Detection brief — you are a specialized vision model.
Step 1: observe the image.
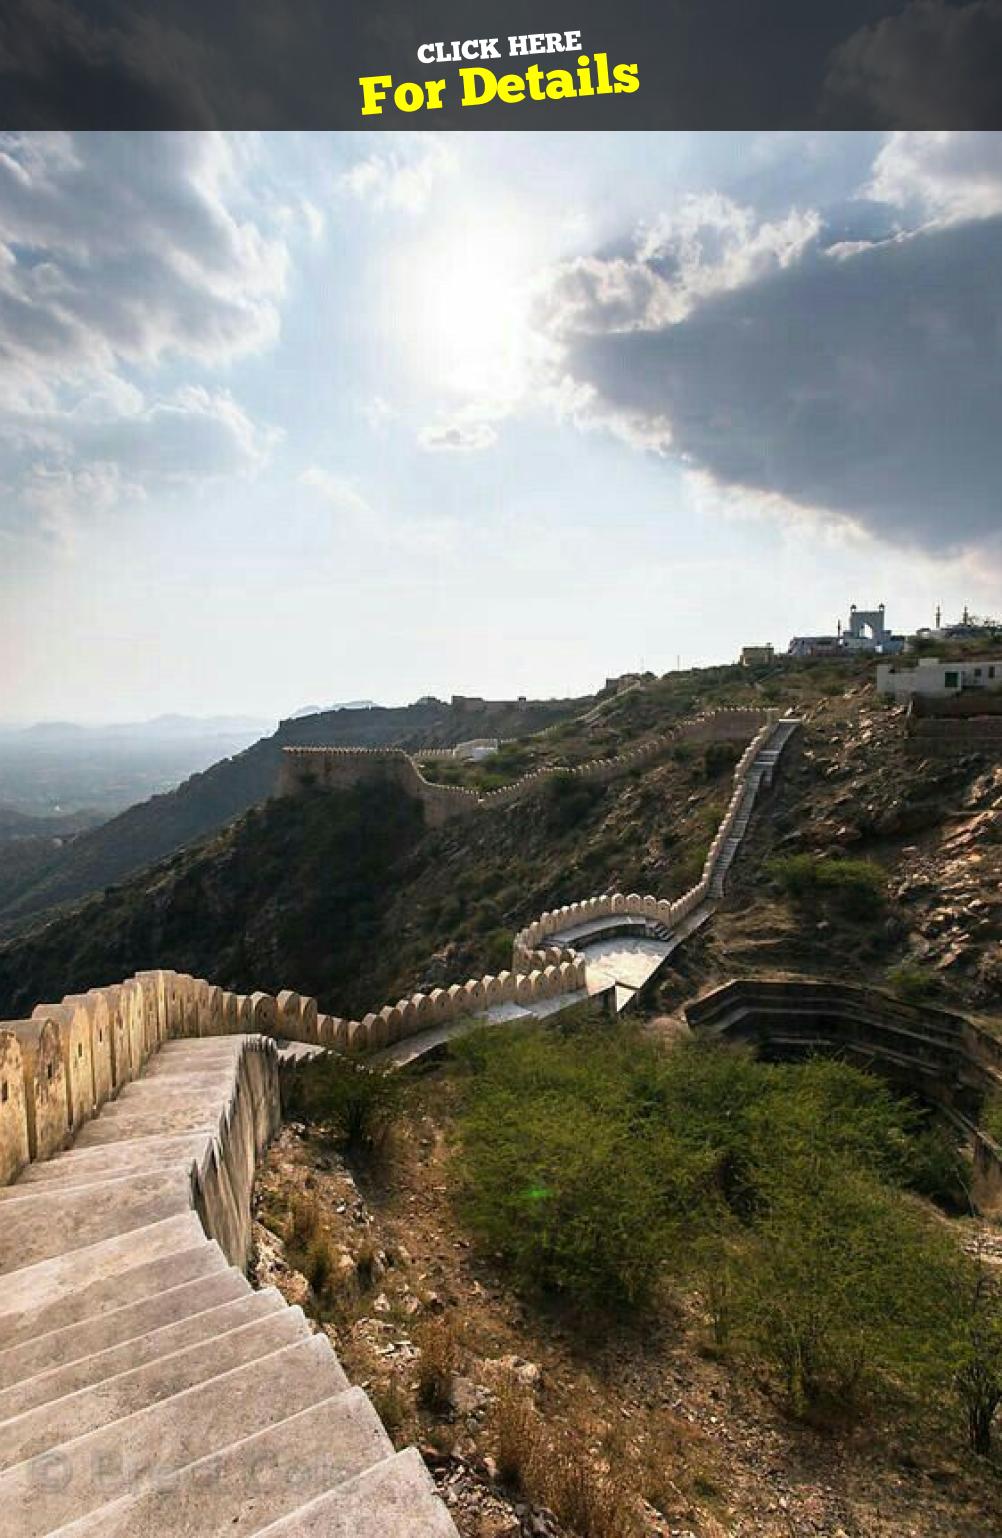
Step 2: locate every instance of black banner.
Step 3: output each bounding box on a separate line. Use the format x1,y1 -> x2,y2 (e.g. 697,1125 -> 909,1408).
1,0 -> 1000,129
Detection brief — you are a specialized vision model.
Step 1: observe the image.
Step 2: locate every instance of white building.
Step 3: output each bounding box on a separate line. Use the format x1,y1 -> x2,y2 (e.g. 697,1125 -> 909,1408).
876,656 -> 1002,701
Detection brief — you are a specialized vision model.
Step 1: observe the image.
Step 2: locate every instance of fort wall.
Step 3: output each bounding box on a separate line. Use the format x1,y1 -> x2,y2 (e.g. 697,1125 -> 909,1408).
906,713 -> 1002,755
0,711 -> 788,1187
276,708 -> 779,824
0,949 -> 590,1185
512,715 -> 793,969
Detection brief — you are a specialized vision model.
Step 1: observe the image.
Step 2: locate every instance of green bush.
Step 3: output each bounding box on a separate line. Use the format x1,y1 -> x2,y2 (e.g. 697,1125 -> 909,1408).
482,926 -> 516,973
886,963 -> 937,1002
766,853 -> 886,917
284,1053 -> 403,1151
452,1020 -> 979,1437
703,741 -> 740,779
731,1161 -> 962,1415
543,773 -> 605,835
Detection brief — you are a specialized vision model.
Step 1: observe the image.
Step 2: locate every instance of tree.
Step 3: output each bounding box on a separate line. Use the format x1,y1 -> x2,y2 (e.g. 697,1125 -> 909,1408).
952,1237 -> 1002,1456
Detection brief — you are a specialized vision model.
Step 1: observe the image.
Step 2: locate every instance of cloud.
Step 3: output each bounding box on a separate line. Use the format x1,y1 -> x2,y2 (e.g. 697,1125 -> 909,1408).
299,463 -> 461,555
19,460 -> 145,545
1,387 -> 277,544
541,176 -> 1002,559
826,1 -> 1002,128
865,130 -> 1002,221
538,195 -> 820,337
298,465 -> 373,524
0,132 -> 287,540
0,132 -> 287,389
418,419 -> 498,453
338,139 -> 455,215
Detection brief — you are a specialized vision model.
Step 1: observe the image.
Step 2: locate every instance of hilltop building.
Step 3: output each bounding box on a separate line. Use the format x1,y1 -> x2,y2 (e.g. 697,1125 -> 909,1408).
913,605 -> 1002,645
877,655 -> 1002,700
740,645 -> 775,666
788,602 -> 906,659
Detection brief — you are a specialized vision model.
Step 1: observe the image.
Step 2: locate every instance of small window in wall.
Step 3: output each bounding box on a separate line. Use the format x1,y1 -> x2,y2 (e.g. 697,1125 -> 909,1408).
46,1062 -> 53,1081
77,1042 -> 84,1059
975,667 -> 982,678
98,1029 -> 104,1042
945,670 -> 959,689
1,1080 -> 7,1104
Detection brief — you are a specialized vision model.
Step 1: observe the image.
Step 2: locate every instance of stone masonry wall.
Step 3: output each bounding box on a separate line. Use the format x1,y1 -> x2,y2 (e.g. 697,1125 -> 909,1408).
276,708 -> 778,824
512,716 -> 792,970
0,953 -> 589,1187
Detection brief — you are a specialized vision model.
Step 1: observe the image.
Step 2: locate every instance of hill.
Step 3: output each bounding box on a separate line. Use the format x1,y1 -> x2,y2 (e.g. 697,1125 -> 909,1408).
0,655 -> 878,1016
0,695 -> 585,939
4,651 -> 1002,1033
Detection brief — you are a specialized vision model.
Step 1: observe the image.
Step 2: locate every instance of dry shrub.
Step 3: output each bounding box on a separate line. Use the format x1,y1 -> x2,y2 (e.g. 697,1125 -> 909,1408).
415,1317 -> 459,1412
303,1232 -> 337,1298
354,1238 -> 379,1291
369,1377 -> 410,1444
491,1377 -> 546,1489
543,1433 -> 639,1538
489,1380 -> 639,1538
287,1192 -> 320,1248
622,1408 -> 722,1521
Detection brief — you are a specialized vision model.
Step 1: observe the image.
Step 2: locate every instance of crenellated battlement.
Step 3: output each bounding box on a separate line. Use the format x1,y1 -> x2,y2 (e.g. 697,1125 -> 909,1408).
276,707 -> 781,823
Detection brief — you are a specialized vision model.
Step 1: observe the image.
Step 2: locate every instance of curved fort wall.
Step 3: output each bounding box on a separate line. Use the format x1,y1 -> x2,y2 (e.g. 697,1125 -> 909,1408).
511,714 -> 795,970
276,707 -> 779,824
0,949 -> 588,1188
0,709 -> 790,1189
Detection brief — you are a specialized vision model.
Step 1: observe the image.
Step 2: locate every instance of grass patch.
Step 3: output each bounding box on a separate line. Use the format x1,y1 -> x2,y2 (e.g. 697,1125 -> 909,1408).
886,962 -> 938,1002
766,852 -> 887,917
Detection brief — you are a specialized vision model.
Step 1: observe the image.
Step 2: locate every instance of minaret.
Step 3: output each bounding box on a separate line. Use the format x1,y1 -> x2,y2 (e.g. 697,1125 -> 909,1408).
935,604 -> 941,630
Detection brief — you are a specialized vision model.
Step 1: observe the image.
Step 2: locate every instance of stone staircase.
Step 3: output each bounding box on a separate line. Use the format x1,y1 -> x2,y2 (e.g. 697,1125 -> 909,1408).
709,717 -> 801,897
0,1034 -> 458,1538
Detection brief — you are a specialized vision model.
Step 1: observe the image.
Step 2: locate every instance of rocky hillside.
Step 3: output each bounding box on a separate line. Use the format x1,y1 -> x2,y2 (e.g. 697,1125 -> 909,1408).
685,687 -> 1002,1023
0,725 -> 740,1021
6,652 -> 1002,1034
0,694 -> 583,939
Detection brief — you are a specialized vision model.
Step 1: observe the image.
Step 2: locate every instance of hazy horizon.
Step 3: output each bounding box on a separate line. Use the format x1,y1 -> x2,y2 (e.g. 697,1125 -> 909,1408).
3,129 -> 1000,721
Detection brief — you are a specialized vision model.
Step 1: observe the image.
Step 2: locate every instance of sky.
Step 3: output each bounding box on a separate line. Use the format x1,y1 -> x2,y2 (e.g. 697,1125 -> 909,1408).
1,128 -> 1001,723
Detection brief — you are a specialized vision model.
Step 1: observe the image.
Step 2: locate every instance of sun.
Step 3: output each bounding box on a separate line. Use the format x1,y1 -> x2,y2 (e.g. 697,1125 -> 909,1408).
391,201 -> 545,405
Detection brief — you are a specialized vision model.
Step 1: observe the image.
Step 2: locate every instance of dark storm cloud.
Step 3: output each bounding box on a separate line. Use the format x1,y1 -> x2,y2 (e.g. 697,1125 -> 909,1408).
0,0 -> 999,128
826,0 -> 1002,128
554,213 -> 1002,555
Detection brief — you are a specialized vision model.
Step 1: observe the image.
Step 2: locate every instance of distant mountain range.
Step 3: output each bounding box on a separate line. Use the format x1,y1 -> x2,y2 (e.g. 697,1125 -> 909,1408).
0,695 -> 583,937
2,714 -> 275,741
288,702 -> 377,719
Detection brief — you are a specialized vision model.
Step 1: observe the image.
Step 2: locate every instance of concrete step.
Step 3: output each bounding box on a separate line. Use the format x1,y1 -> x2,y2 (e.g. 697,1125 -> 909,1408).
45,1390 -> 395,1538
14,1133 -> 212,1188
0,1212 -> 209,1331
0,1284 -> 283,1420
0,1171 -> 194,1272
0,1333 -> 349,1538
74,1107 -> 221,1144
0,1303 -> 314,1469
114,1072 -> 238,1100
98,1087 -> 235,1116
0,1238 -> 226,1353
252,1447 -> 458,1538
156,1038 -> 250,1058
0,1266 -> 248,1391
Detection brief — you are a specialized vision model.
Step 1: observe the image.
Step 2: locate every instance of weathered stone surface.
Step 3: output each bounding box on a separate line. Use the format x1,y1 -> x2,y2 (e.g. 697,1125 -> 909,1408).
0,1028 -> 458,1538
